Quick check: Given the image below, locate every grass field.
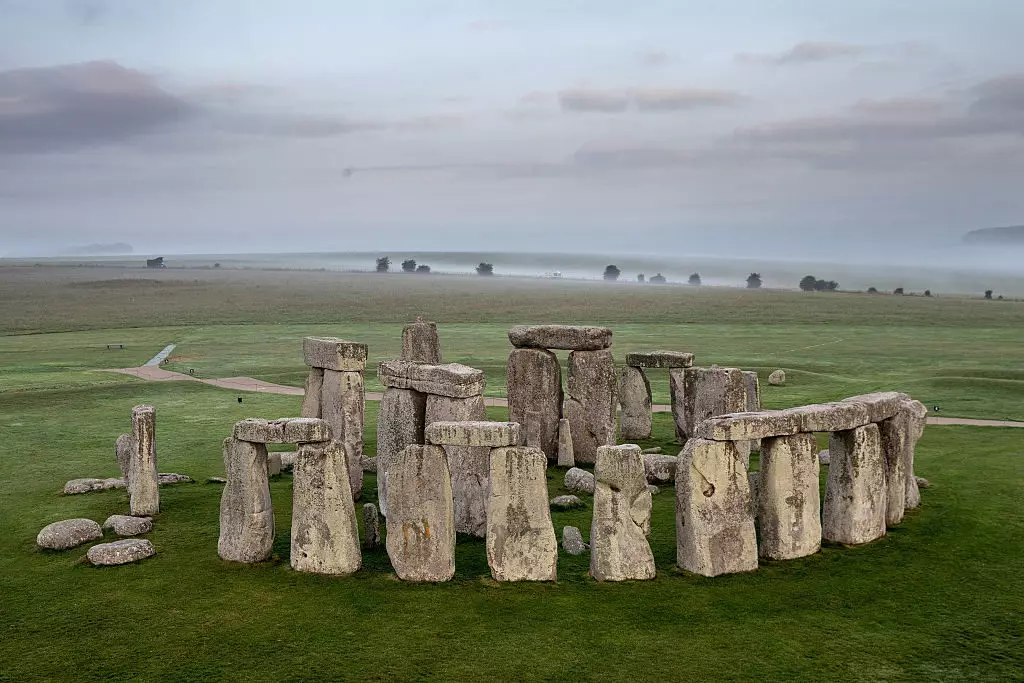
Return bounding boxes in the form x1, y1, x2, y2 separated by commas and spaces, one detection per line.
1, 265, 1022, 681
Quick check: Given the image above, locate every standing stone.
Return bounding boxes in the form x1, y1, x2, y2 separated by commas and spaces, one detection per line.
385, 445, 456, 582
590, 445, 655, 581
643, 453, 678, 485
291, 441, 361, 575
676, 438, 758, 577
129, 405, 159, 516
757, 433, 821, 560
669, 368, 686, 442
322, 369, 365, 499
268, 452, 284, 476
743, 371, 761, 411
507, 348, 563, 460
557, 419, 575, 467
218, 437, 274, 563
426, 394, 489, 537
524, 409, 544, 449
487, 446, 558, 581
376, 387, 426, 517
363, 503, 381, 549
903, 400, 928, 510
562, 526, 588, 556
565, 349, 617, 464
618, 366, 652, 440
115, 433, 134, 479
300, 367, 324, 418
681, 367, 749, 439
823, 424, 887, 545
879, 409, 911, 526
402, 320, 442, 363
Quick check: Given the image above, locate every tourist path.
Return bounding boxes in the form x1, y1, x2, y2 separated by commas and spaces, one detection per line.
103, 366, 1024, 428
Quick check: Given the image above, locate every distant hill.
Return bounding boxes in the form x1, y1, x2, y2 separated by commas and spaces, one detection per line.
963, 225, 1024, 245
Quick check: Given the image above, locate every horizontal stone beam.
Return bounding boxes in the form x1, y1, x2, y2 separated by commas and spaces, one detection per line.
695, 410, 802, 441
233, 417, 331, 444
508, 325, 612, 351
425, 421, 521, 447
841, 392, 910, 423
303, 336, 368, 371
625, 351, 694, 369
378, 359, 485, 398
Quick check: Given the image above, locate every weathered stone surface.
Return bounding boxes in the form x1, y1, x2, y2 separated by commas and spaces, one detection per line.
360, 456, 377, 472
402, 321, 442, 364
283, 418, 332, 443
376, 387, 426, 517
641, 446, 662, 454
818, 450, 831, 465
115, 433, 134, 478
916, 476, 931, 489
647, 484, 660, 495
524, 410, 543, 449
102, 515, 152, 537
129, 405, 159, 516
562, 526, 588, 555
232, 418, 331, 444
385, 445, 455, 582
696, 410, 802, 442
362, 503, 381, 548
879, 408, 912, 526
208, 477, 227, 484
590, 445, 655, 581
564, 467, 595, 494
747, 472, 759, 511
768, 369, 786, 386
508, 324, 612, 351
557, 418, 575, 467
280, 452, 296, 470
669, 368, 686, 442
757, 433, 821, 560
625, 350, 694, 369
618, 366, 652, 440
426, 394, 489, 537
487, 446, 558, 581
550, 494, 585, 510
218, 438, 274, 563
680, 368, 749, 439
303, 336, 367, 371
87, 539, 155, 566
842, 392, 909, 423
643, 453, 678, 485
425, 421, 521, 447
157, 473, 193, 485
267, 452, 282, 476
300, 367, 324, 418
36, 518, 102, 550
291, 441, 361, 575
321, 369, 365, 498
743, 372, 761, 411
378, 359, 485, 398
565, 349, 617, 464
904, 400, 928, 510
676, 438, 758, 577
507, 348, 562, 460
784, 402, 871, 433
823, 424, 887, 545
63, 477, 126, 495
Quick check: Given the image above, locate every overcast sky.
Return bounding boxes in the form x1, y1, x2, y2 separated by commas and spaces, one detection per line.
2, 1, 1023, 260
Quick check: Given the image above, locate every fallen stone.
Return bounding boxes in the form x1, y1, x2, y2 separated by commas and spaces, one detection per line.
87, 539, 155, 566
508, 324, 612, 351
360, 456, 377, 472
218, 437, 274, 563
232, 418, 332, 444
618, 366, 652, 440
564, 467, 595, 494
818, 450, 830, 465
823, 424, 886, 545
115, 433, 134, 479
102, 515, 152, 537
507, 348, 562, 459
402, 320, 442, 364
487, 446, 558, 582
784, 402, 871, 433
841, 392, 909, 423
643, 453, 678, 485
303, 336, 367, 371
757, 433, 821, 560
562, 526, 588, 555
376, 387, 426, 517
300, 367, 324, 418
590, 445, 655, 581
321, 369, 365, 498
565, 349, 617, 464
424, 421, 521, 447
641, 446, 662, 454
768, 369, 786, 386
363, 503, 381, 548
557, 418, 575, 467
378, 359, 485, 398
625, 350, 694, 369
36, 518, 103, 550
63, 477, 126, 495
291, 441, 361, 575
695, 410, 802, 441
129, 404, 160, 517
208, 477, 227, 484
550, 494, 585, 510
426, 394, 490, 537
157, 473, 193, 485
647, 484, 660, 495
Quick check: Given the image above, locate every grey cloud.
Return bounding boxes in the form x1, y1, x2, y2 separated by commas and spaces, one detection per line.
738, 41, 867, 65
633, 87, 743, 111
970, 74, 1024, 116
558, 88, 630, 112
639, 51, 672, 67
850, 98, 946, 118
66, 0, 107, 25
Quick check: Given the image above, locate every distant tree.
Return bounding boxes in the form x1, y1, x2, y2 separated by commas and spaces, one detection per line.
867, 286, 878, 293
799, 275, 818, 291
823, 280, 839, 291
984, 289, 993, 299
650, 273, 667, 284
924, 289, 932, 297
401, 259, 417, 273
636, 273, 645, 283
894, 287, 905, 295
416, 264, 431, 274
746, 272, 762, 289
376, 256, 391, 273
213, 263, 221, 268
688, 272, 701, 286
603, 265, 621, 281
998, 295, 1004, 300
476, 262, 494, 276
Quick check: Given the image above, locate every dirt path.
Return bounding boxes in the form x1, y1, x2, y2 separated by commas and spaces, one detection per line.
103, 366, 1024, 428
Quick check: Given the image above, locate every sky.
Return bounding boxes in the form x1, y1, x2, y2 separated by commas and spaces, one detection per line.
1, 0, 1024, 261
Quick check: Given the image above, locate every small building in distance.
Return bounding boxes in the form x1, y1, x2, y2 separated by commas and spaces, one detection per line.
146, 257, 166, 269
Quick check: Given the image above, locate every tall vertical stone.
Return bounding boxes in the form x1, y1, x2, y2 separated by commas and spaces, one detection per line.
115, 433, 134, 479
823, 424, 887, 545
879, 409, 911, 526
376, 387, 426, 516
291, 441, 361, 575
300, 367, 324, 418
322, 369, 365, 499
903, 400, 928, 510
218, 437, 274, 563
556, 418, 575, 467
565, 349, 617, 465
681, 367, 749, 438
676, 438, 757, 576
669, 369, 686, 442
507, 348, 563, 460
129, 405, 159, 516
486, 446, 558, 582
757, 433, 821, 559
426, 393, 489, 537
590, 445, 655, 581
385, 445, 456, 582
618, 366, 652, 440
524, 409, 543, 449
743, 370, 763, 452
362, 503, 381, 549
402, 320, 442, 363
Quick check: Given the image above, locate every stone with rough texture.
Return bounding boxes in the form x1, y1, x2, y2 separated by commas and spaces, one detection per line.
402, 321, 442, 364
643, 453, 678, 485
647, 484, 660, 495
768, 369, 786, 386
87, 539, 155, 566
785, 402, 871, 433
879, 407, 912, 526
218, 437, 274, 563
300, 367, 324, 418
360, 456, 377, 472
743, 372, 761, 411
102, 515, 152, 537
426, 394, 489, 537
37, 518, 102, 550
565, 349, 617, 464
267, 452, 282, 476
375, 387, 426, 516
916, 476, 931, 489
378, 359, 485, 398
508, 324, 612, 351
303, 336, 367, 371
507, 348, 562, 460
904, 400, 928, 510
669, 368, 686, 442
641, 446, 662, 454
487, 446, 558, 581
564, 467, 595, 494
696, 410, 802, 442
208, 477, 227, 484
129, 405, 159, 516
562, 526, 588, 555
618, 366, 652, 440
385, 445, 455, 582
115, 433, 134, 478
232, 418, 331, 444
524, 410, 543, 449
550, 494, 585, 510
363, 503, 381, 548
291, 441, 361, 575
676, 438, 758, 577
625, 351, 694, 369
425, 421, 521, 447
280, 452, 296, 471
823, 424, 887, 545
842, 392, 909, 423
557, 418, 575, 467
63, 477, 126, 495
321, 369, 365, 498
757, 433, 821, 560
680, 368, 749, 439
747, 472, 759, 511
157, 473, 193, 485
590, 445, 655, 581
818, 450, 830, 465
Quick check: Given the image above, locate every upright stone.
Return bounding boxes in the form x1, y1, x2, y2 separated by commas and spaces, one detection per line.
321, 369, 365, 499
486, 446, 558, 582
291, 441, 361, 575
300, 367, 324, 418
376, 387, 426, 516
743, 371, 761, 412
115, 433, 134, 479
507, 348, 563, 460
757, 433, 821, 559
362, 503, 381, 549
669, 368, 686, 442
385, 445, 456, 582
218, 438, 274, 563
402, 320, 442, 363
556, 418, 575, 467
681, 367, 749, 438
303, 336, 367, 372
618, 366, 652, 440
903, 400, 928, 510
426, 394, 489, 537
524, 410, 543, 449
823, 424, 887, 545
590, 445, 655, 581
565, 349, 617, 464
879, 408, 911, 526
676, 438, 758, 576
129, 405, 159, 516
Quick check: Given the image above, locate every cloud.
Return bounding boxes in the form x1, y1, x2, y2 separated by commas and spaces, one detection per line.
466, 19, 504, 32
639, 51, 672, 67
850, 98, 946, 118
970, 74, 1024, 116
65, 0, 107, 25
558, 88, 630, 112
738, 41, 867, 65
633, 87, 743, 111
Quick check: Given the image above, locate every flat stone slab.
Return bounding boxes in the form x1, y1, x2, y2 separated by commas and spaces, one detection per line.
841, 392, 910, 423
550, 494, 585, 510
87, 539, 156, 566
784, 402, 871, 433
102, 515, 153, 537
63, 474, 192, 495
643, 453, 678, 484
378, 359, 485, 398
508, 325, 612, 351
425, 421, 521, 447
625, 351, 694, 368
37, 518, 103, 550
696, 410, 802, 441
232, 418, 331, 444
564, 467, 595, 494
303, 336, 368, 371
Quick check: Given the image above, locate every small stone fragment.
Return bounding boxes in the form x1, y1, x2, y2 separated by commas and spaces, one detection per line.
550, 494, 585, 510
424, 421, 521, 447
36, 518, 103, 550
624, 351, 694, 369
915, 476, 931, 489
360, 456, 377, 472
508, 324, 612, 351
564, 467, 595, 494
557, 418, 575, 467
87, 539, 155, 566
303, 336, 368, 371
647, 485, 660, 495
562, 526, 588, 556
102, 515, 153, 537
157, 473, 193, 485
378, 359, 485, 398
768, 369, 786, 386
643, 453, 678, 485
363, 503, 381, 548
818, 450, 830, 465
208, 477, 227, 484
402, 320, 442, 364
590, 445, 655, 581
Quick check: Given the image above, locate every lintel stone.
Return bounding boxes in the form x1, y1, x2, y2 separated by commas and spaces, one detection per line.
508, 325, 612, 351
425, 421, 521, 447
303, 336, 368, 371
377, 359, 485, 398
625, 351, 694, 369
696, 410, 802, 441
